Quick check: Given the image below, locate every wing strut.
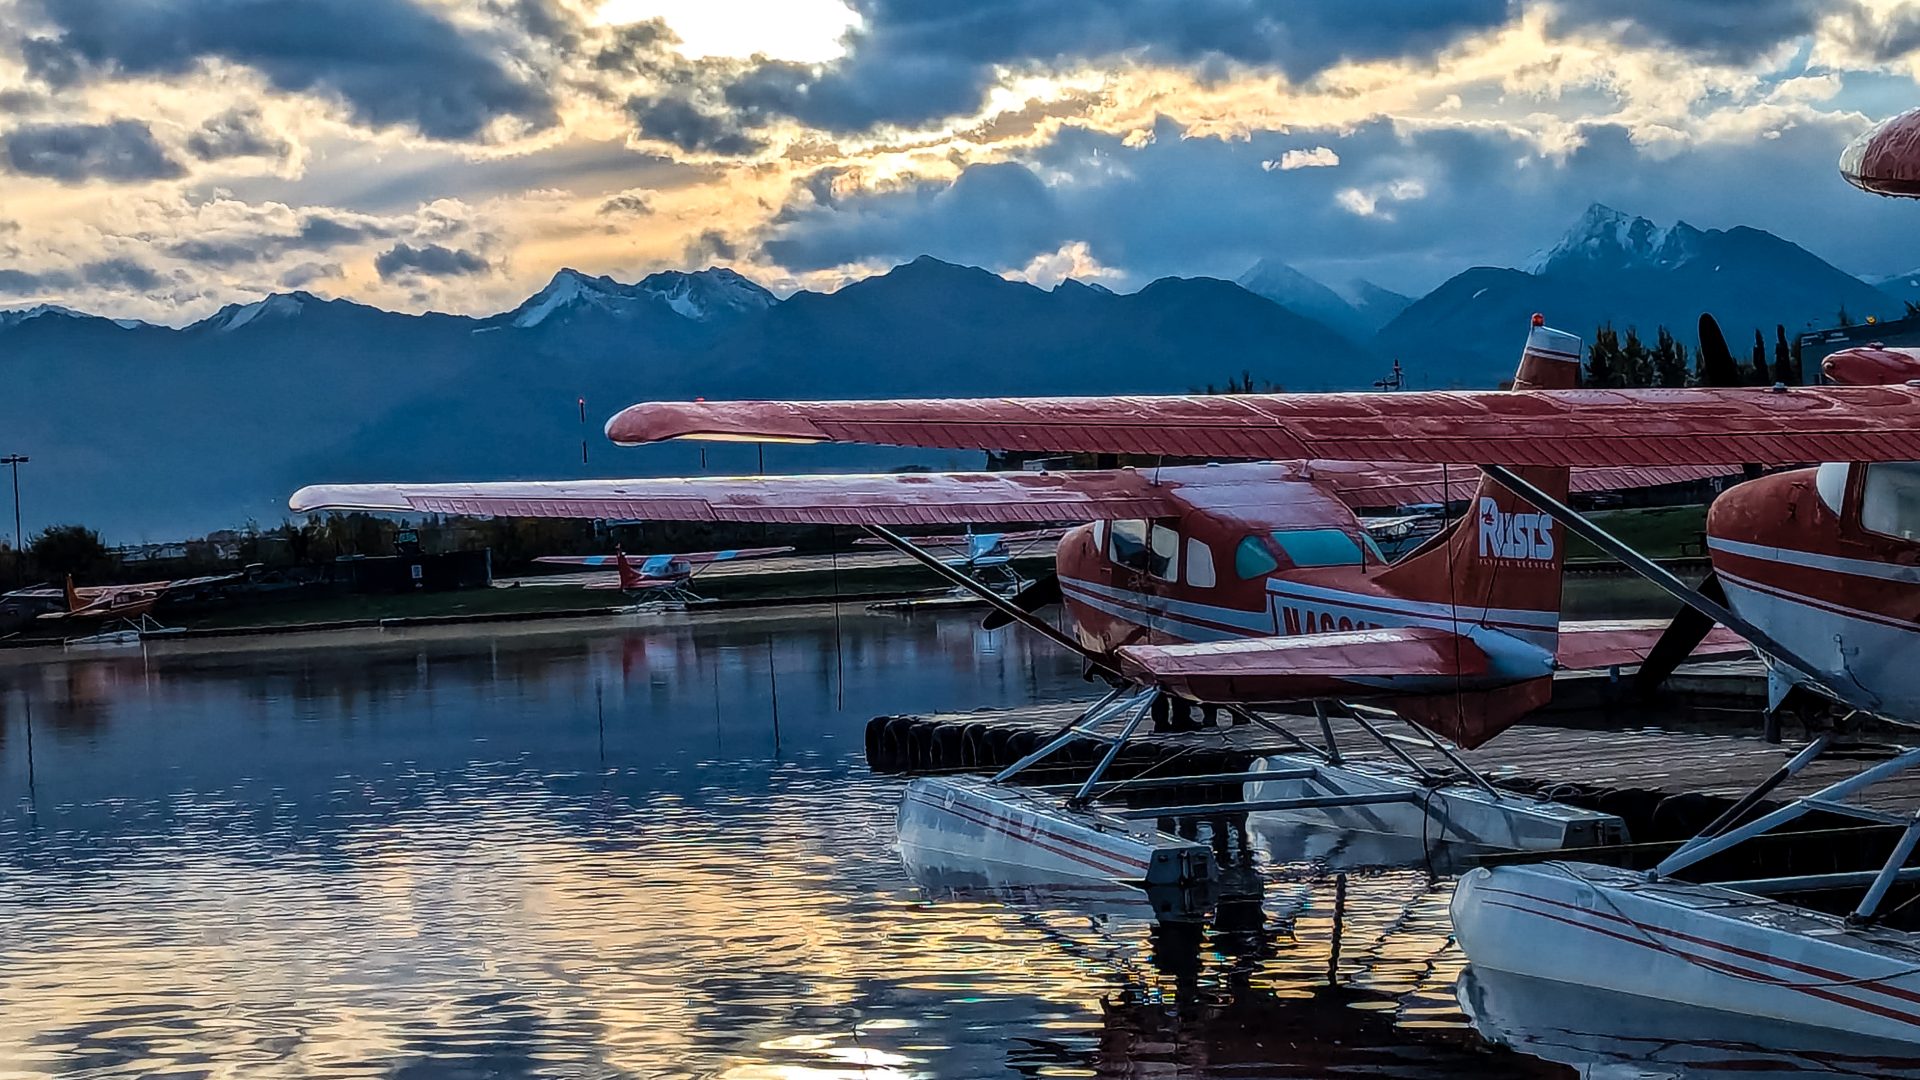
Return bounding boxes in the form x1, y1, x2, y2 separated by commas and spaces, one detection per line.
1479, 464, 1884, 720
862, 525, 1118, 676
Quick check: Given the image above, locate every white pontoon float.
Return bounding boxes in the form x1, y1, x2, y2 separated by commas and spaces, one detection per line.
1449, 467, 1920, 1043
1455, 740, 1920, 1044
894, 682, 1628, 902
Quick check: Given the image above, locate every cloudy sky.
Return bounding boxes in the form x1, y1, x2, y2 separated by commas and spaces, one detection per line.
3, 0, 1920, 323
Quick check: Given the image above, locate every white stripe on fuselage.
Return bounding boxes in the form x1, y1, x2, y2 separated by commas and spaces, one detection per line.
1261, 578, 1560, 631
1708, 537, 1920, 585
1059, 575, 1556, 680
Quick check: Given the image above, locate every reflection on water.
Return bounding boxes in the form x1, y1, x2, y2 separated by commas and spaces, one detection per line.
2, 607, 1538, 1076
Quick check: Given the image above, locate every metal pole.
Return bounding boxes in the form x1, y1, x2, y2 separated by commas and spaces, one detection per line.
1069, 694, 1154, 806
866, 524, 1109, 669
1855, 815, 1920, 923
992, 688, 1140, 784
1654, 747, 1920, 879
1685, 734, 1832, 847
1314, 701, 1342, 764
2, 455, 24, 574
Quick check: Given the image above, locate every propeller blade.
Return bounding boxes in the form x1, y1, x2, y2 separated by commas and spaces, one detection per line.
1697, 313, 1742, 388
1634, 570, 1728, 697
983, 572, 1061, 630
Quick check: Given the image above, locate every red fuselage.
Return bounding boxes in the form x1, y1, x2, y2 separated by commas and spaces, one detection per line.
1706, 462, 1920, 717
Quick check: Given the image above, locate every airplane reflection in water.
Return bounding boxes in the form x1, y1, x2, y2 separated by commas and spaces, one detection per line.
1461, 968, 1920, 1078
910, 823, 1920, 1078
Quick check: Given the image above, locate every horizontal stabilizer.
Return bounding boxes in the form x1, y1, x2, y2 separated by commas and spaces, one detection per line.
1117, 627, 1488, 703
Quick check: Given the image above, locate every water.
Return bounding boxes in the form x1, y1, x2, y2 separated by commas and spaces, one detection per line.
0, 606, 1852, 1078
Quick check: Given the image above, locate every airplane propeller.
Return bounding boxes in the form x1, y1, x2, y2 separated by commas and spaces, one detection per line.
1633, 570, 1727, 698
982, 572, 1062, 630
1634, 314, 1748, 699
1696, 312, 1744, 388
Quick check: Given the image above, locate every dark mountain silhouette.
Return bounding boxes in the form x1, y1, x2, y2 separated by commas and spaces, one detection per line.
1376, 204, 1897, 385
1, 211, 1898, 538
0, 257, 1364, 537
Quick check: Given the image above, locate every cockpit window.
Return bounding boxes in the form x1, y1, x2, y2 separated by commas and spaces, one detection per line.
1186, 537, 1217, 587
1234, 535, 1279, 579
1148, 521, 1179, 581
1815, 462, 1849, 516
1109, 519, 1150, 571
1861, 462, 1920, 541
1270, 528, 1365, 568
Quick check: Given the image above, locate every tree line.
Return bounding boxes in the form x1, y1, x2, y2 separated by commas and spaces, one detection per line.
1, 513, 851, 588
1584, 323, 1801, 389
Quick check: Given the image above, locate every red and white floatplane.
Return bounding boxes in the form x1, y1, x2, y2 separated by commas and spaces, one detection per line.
291, 215, 1920, 1036
1453, 105, 1920, 1045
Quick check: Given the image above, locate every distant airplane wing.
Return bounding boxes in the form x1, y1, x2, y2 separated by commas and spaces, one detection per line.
1116, 627, 1490, 703
293, 471, 1189, 525
1554, 620, 1750, 670
605, 385, 1920, 467
536, 547, 792, 567
1313, 462, 1742, 510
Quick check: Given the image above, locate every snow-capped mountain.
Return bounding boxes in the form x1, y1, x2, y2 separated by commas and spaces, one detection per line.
195, 292, 317, 333
0, 304, 146, 330
500, 267, 775, 329
1334, 279, 1413, 332
1236, 258, 1373, 342
1869, 268, 1920, 308
1524, 203, 1707, 275
639, 267, 776, 321
1380, 204, 1898, 384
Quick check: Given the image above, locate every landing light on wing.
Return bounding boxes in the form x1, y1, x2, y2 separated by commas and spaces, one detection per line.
672, 433, 827, 444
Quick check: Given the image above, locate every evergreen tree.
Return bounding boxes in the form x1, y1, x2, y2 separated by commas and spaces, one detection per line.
1838, 305, 1854, 327
1751, 329, 1770, 385
1622, 326, 1653, 387
1774, 325, 1794, 385
1653, 326, 1688, 387
1587, 324, 1623, 387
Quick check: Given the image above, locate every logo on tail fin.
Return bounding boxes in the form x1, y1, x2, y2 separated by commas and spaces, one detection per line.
1475, 497, 1556, 564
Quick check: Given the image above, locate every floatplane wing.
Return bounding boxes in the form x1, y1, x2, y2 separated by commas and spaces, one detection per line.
604, 386, 1920, 467
293, 462, 1739, 525
293, 470, 1192, 523
1308, 461, 1741, 511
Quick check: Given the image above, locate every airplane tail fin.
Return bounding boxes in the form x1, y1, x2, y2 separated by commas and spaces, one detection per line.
614, 548, 645, 591
64, 574, 80, 613
1373, 317, 1580, 745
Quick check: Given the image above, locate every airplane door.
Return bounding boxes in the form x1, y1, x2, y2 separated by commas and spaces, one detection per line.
1143, 520, 1182, 643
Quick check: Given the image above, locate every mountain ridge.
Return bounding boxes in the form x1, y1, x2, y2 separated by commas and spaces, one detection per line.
0, 209, 1902, 537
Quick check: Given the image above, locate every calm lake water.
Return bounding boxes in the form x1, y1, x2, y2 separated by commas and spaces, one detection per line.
0, 606, 1865, 1078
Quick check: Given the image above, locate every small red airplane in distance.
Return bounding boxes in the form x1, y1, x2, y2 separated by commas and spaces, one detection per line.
3, 573, 239, 624
531, 545, 793, 603
290, 319, 1802, 749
